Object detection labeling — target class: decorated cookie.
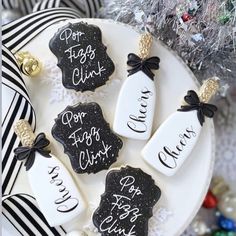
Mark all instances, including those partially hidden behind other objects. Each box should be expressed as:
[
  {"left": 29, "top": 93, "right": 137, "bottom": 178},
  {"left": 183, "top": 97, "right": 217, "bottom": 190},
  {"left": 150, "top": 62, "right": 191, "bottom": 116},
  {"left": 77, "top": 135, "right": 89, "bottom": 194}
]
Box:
[
  {"left": 51, "top": 103, "right": 123, "bottom": 174},
  {"left": 92, "top": 166, "right": 161, "bottom": 236},
  {"left": 142, "top": 79, "right": 219, "bottom": 176},
  {"left": 113, "top": 33, "right": 160, "bottom": 140},
  {"left": 49, "top": 22, "right": 115, "bottom": 92},
  {"left": 13, "top": 120, "right": 86, "bottom": 227}
]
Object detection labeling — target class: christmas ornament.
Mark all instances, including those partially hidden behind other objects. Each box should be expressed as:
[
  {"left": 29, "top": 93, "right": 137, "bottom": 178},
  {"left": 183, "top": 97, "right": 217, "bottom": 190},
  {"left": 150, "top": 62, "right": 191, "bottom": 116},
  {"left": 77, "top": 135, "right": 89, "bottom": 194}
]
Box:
[
  {"left": 212, "top": 230, "right": 236, "bottom": 236},
  {"left": 187, "top": 175, "right": 236, "bottom": 236},
  {"left": 142, "top": 78, "right": 219, "bottom": 176},
  {"left": 15, "top": 51, "right": 41, "bottom": 76},
  {"left": 182, "top": 12, "right": 193, "bottom": 22},
  {"left": 113, "top": 32, "right": 160, "bottom": 140},
  {"left": 192, "top": 218, "right": 210, "bottom": 235},
  {"left": 218, "top": 191, "right": 236, "bottom": 221},
  {"left": 203, "top": 190, "right": 218, "bottom": 209},
  {"left": 210, "top": 176, "right": 230, "bottom": 199},
  {"left": 13, "top": 120, "right": 86, "bottom": 226},
  {"left": 217, "top": 215, "right": 236, "bottom": 231}
]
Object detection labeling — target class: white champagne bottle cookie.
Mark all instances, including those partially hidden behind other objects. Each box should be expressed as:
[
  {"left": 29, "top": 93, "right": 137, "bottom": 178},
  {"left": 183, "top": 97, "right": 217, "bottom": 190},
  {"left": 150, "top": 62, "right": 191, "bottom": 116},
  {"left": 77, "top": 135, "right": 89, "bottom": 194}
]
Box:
[
  {"left": 14, "top": 120, "right": 86, "bottom": 226},
  {"left": 113, "top": 33, "right": 160, "bottom": 140},
  {"left": 142, "top": 78, "right": 219, "bottom": 176}
]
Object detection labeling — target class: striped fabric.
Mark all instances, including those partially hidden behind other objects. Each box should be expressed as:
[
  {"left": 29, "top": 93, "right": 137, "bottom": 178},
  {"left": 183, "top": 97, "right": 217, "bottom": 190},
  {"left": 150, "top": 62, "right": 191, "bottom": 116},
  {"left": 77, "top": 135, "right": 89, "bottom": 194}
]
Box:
[
  {"left": 60, "top": 0, "right": 102, "bottom": 17},
  {"left": 2, "top": 194, "right": 66, "bottom": 235},
  {"left": 2, "top": 7, "right": 82, "bottom": 53},
  {"left": 2, "top": 45, "right": 36, "bottom": 195},
  {"left": 2, "top": 0, "right": 102, "bottom": 17},
  {"left": 33, "top": 0, "right": 61, "bottom": 12},
  {"left": 2, "top": 1, "right": 101, "bottom": 233},
  {"left": 2, "top": 0, "right": 19, "bottom": 10}
]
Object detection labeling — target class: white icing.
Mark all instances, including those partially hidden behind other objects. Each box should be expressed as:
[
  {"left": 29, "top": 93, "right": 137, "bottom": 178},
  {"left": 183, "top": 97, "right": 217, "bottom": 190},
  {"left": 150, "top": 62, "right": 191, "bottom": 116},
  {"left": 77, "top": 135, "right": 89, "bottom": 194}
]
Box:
[
  {"left": 113, "top": 71, "right": 156, "bottom": 140},
  {"left": 59, "top": 107, "right": 115, "bottom": 171},
  {"left": 59, "top": 28, "right": 84, "bottom": 45},
  {"left": 62, "top": 111, "right": 87, "bottom": 127},
  {"left": 69, "top": 127, "right": 100, "bottom": 147},
  {"left": 98, "top": 175, "right": 143, "bottom": 235},
  {"left": 99, "top": 217, "right": 136, "bottom": 235},
  {"left": 65, "top": 44, "right": 96, "bottom": 64},
  {"left": 72, "top": 61, "right": 106, "bottom": 86},
  {"left": 110, "top": 194, "right": 142, "bottom": 221},
  {"left": 58, "top": 26, "right": 106, "bottom": 86},
  {"left": 28, "top": 153, "right": 86, "bottom": 226},
  {"left": 119, "top": 176, "right": 142, "bottom": 198},
  {"left": 142, "top": 110, "right": 202, "bottom": 176},
  {"left": 78, "top": 141, "right": 112, "bottom": 170}
]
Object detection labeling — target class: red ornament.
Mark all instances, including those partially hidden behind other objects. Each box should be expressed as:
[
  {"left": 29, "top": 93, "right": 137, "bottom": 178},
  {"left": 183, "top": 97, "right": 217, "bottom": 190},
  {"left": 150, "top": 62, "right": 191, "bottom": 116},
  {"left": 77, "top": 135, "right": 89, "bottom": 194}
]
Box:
[
  {"left": 203, "top": 190, "right": 218, "bottom": 209},
  {"left": 182, "top": 12, "right": 193, "bottom": 22}
]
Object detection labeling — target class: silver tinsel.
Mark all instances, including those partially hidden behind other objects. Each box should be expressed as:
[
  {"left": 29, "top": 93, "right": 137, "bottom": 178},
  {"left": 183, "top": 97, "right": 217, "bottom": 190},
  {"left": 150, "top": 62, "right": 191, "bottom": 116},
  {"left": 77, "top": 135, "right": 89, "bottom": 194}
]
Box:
[{"left": 100, "top": 0, "right": 236, "bottom": 96}]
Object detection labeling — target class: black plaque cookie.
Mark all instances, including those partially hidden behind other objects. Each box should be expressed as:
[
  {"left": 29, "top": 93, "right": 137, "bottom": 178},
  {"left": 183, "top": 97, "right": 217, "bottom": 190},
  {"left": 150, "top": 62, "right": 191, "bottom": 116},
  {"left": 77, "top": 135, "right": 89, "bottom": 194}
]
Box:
[
  {"left": 49, "top": 22, "right": 115, "bottom": 92},
  {"left": 51, "top": 103, "right": 123, "bottom": 174},
  {"left": 93, "top": 166, "right": 161, "bottom": 236}
]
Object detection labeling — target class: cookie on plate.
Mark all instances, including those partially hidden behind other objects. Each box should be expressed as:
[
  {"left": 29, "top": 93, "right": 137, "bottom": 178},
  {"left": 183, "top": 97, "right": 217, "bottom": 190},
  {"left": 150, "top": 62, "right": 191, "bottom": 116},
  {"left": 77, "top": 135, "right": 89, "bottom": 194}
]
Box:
[
  {"left": 49, "top": 22, "right": 115, "bottom": 92},
  {"left": 51, "top": 102, "right": 123, "bottom": 174},
  {"left": 93, "top": 166, "right": 161, "bottom": 236}
]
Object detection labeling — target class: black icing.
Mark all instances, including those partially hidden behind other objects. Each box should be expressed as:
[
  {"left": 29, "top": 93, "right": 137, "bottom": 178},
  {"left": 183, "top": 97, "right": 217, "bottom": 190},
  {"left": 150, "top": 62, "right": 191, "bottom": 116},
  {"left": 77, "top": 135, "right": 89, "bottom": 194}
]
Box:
[
  {"left": 14, "top": 133, "right": 51, "bottom": 171},
  {"left": 49, "top": 22, "right": 115, "bottom": 92},
  {"left": 177, "top": 90, "right": 217, "bottom": 126},
  {"left": 51, "top": 103, "right": 123, "bottom": 174},
  {"left": 127, "top": 53, "right": 160, "bottom": 80},
  {"left": 93, "top": 166, "right": 161, "bottom": 236}
]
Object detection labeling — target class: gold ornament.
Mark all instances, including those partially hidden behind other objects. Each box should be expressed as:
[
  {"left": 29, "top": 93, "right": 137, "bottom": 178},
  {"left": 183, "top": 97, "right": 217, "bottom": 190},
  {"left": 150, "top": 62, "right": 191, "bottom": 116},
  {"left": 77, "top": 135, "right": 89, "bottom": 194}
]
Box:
[
  {"left": 210, "top": 176, "right": 230, "bottom": 198},
  {"left": 191, "top": 218, "right": 210, "bottom": 235},
  {"left": 15, "top": 51, "right": 41, "bottom": 76},
  {"left": 218, "top": 191, "right": 236, "bottom": 221}
]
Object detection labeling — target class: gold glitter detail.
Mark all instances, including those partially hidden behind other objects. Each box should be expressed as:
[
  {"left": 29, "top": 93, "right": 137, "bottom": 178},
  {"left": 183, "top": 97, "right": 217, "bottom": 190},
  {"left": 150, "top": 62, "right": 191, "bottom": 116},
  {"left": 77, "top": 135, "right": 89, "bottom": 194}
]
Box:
[
  {"left": 14, "top": 120, "right": 35, "bottom": 147},
  {"left": 198, "top": 78, "right": 219, "bottom": 102},
  {"left": 138, "top": 33, "right": 153, "bottom": 59},
  {"left": 15, "top": 51, "right": 28, "bottom": 65},
  {"left": 15, "top": 51, "right": 41, "bottom": 76}
]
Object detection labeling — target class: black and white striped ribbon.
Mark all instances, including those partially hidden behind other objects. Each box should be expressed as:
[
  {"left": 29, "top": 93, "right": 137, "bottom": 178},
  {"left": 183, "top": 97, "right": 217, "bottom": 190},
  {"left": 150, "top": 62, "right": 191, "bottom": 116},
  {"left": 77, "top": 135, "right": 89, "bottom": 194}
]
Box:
[
  {"left": 2, "top": 45, "right": 36, "bottom": 195},
  {"left": 2, "top": 0, "right": 102, "bottom": 18},
  {"left": 2, "top": 194, "right": 66, "bottom": 235},
  {"left": 1, "top": 4, "right": 84, "bottom": 195},
  {"left": 1, "top": 45, "right": 67, "bottom": 235},
  {"left": 32, "top": 0, "right": 61, "bottom": 12},
  {"left": 2, "top": 7, "right": 82, "bottom": 53},
  {"left": 2, "top": 1, "right": 101, "bottom": 234}
]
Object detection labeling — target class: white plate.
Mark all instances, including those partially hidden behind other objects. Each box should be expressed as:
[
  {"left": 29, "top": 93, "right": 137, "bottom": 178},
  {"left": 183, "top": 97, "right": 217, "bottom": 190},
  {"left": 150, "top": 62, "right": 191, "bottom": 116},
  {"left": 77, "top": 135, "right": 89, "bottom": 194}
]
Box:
[{"left": 9, "top": 19, "right": 215, "bottom": 236}]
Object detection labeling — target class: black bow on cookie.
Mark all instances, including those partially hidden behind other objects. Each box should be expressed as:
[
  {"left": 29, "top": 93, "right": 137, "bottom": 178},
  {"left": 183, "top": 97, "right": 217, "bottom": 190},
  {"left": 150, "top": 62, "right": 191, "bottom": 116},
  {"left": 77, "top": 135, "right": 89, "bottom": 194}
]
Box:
[
  {"left": 14, "top": 133, "right": 51, "bottom": 171},
  {"left": 178, "top": 90, "right": 217, "bottom": 126},
  {"left": 127, "top": 53, "right": 160, "bottom": 80}
]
